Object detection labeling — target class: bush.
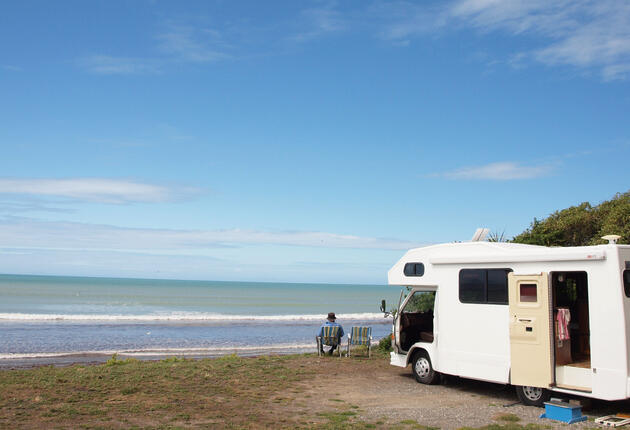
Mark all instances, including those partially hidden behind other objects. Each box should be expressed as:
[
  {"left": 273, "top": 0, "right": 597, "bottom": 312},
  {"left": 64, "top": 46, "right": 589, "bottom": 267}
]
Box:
[
  {"left": 105, "top": 353, "right": 137, "bottom": 366},
  {"left": 376, "top": 335, "right": 393, "bottom": 353},
  {"left": 513, "top": 191, "right": 630, "bottom": 246}
]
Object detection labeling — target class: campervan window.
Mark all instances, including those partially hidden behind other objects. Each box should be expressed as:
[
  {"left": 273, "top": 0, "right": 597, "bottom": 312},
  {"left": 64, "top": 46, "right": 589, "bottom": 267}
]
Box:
[
  {"left": 624, "top": 270, "right": 630, "bottom": 298},
  {"left": 404, "top": 263, "right": 425, "bottom": 277},
  {"left": 519, "top": 284, "right": 537, "bottom": 302},
  {"left": 459, "top": 268, "right": 512, "bottom": 305},
  {"left": 403, "top": 291, "right": 435, "bottom": 312}
]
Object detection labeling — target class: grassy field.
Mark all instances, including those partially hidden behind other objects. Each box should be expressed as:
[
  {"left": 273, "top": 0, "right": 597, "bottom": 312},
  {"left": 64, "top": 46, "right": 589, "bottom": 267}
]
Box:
[{"left": 0, "top": 352, "right": 580, "bottom": 429}]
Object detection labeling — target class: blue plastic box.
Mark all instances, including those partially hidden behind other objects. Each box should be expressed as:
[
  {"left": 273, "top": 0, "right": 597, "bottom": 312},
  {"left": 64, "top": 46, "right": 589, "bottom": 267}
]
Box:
[{"left": 539, "top": 401, "right": 587, "bottom": 424}]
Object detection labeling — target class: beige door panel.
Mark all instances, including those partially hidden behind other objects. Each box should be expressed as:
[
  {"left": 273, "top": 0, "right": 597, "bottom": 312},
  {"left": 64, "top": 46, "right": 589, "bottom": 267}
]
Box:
[{"left": 508, "top": 273, "right": 553, "bottom": 388}]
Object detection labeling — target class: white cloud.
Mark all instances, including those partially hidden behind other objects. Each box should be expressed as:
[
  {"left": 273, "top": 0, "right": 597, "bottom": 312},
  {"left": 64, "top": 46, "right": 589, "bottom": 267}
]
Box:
[
  {"left": 451, "top": 0, "right": 630, "bottom": 80},
  {"left": 0, "top": 197, "right": 74, "bottom": 214},
  {"left": 375, "top": 0, "right": 630, "bottom": 80},
  {"left": 602, "top": 63, "right": 630, "bottom": 82},
  {"left": 0, "top": 247, "right": 389, "bottom": 283},
  {"left": 371, "top": 1, "right": 447, "bottom": 41},
  {"left": 1, "top": 65, "right": 22, "bottom": 72},
  {"left": 0, "top": 178, "right": 194, "bottom": 204},
  {"left": 157, "top": 26, "right": 229, "bottom": 62},
  {"left": 78, "top": 55, "right": 161, "bottom": 75},
  {"left": 80, "top": 25, "right": 230, "bottom": 74},
  {"left": 291, "top": 5, "right": 346, "bottom": 42},
  {"left": 0, "top": 218, "right": 421, "bottom": 252},
  {"left": 440, "top": 161, "right": 550, "bottom": 180},
  {"left": 81, "top": 7, "right": 347, "bottom": 75},
  {"left": 449, "top": 0, "right": 577, "bottom": 35},
  {"left": 76, "top": 2, "right": 630, "bottom": 79}
]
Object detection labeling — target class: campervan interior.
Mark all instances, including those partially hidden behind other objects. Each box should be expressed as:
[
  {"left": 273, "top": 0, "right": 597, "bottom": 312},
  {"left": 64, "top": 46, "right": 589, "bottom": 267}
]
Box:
[{"left": 552, "top": 271, "right": 591, "bottom": 391}]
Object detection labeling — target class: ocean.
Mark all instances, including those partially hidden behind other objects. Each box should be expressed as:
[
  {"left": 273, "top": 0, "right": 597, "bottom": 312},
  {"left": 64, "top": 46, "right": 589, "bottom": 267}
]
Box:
[{"left": 0, "top": 274, "right": 399, "bottom": 366}]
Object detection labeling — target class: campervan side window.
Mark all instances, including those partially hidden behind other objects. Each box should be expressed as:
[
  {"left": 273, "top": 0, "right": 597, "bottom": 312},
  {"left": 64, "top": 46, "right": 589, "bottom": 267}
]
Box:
[
  {"left": 404, "top": 263, "right": 425, "bottom": 277},
  {"left": 624, "top": 270, "right": 630, "bottom": 298},
  {"left": 459, "top": 268, "right": 512, "bottom": 304}
]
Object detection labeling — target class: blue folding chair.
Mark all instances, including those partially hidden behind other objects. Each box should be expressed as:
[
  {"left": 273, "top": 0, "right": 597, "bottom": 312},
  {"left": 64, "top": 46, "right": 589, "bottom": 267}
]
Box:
[
  {"left": 317, "top": 325, "right": 342, "bottom": 357},
  {"left": 347, "top": 326, "right": 372, "bottom": 357}
]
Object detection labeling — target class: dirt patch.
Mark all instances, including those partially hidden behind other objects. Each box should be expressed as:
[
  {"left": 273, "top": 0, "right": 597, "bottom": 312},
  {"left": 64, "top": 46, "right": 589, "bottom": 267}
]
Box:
[{"left": 289, "top": 354, "right": 630, "bottom": 429}]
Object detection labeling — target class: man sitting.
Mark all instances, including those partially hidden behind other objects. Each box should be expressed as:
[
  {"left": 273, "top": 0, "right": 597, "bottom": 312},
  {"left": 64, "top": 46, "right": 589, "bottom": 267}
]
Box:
[{"left": 318, "top": 312, "right": 345, "bottom": 355}]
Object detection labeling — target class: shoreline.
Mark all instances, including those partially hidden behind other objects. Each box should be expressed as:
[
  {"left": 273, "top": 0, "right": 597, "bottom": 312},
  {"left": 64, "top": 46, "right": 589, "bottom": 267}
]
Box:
[{"left": 0, "top": 344, "right": 317, "bottom": 369}]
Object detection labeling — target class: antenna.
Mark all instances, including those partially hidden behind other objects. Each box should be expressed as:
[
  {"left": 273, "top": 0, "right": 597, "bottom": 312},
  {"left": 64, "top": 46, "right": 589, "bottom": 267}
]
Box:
[
  {"left": 471, "top": 228, "right": 490, "bottom": 242},
  {"left": 602, "top": 235, "right": 621, "bottom": 244}
]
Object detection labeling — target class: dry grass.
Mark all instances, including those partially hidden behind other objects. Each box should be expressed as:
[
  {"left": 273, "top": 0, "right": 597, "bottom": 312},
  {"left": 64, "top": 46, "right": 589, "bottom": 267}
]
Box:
[
  {"left": 1, "top": 352, "right": 413, "bottom": 429},
  {"left": 1, "top": 353, "right": 312, "bottom": 429},
  {"left": 0, "top": 352, "right": 595, "bottom": 429}
]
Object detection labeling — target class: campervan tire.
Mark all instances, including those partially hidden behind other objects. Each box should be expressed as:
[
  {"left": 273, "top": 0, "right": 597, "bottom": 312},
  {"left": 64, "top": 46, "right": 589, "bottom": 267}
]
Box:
[
  {"left": 412, "top": 351, "right": 440, "bottom": 385},
  {"left": 515, "top": 385, "right": 550, "bottom": 407}
]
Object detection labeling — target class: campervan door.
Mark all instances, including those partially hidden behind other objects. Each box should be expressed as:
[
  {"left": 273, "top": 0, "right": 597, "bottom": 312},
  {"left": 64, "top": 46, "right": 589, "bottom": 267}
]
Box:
[{"left": 508, "top": 273, "right": 553, "bottom": 388}]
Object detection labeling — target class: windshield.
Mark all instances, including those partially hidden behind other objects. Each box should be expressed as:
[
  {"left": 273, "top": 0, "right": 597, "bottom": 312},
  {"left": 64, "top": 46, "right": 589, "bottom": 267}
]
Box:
[{"left": 403, "top": 291, "right": 435, "bottom": 313}]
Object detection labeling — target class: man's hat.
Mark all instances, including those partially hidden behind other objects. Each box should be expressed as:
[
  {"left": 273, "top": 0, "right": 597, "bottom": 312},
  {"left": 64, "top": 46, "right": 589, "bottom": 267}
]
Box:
[{"left": 327, "top": 312, "right": 336, "bottom": 320}]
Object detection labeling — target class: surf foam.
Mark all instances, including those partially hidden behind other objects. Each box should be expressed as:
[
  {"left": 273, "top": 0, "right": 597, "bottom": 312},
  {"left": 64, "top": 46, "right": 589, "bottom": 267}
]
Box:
[{"left": 0, "top": 312, "right": 388, "bottom": 322}]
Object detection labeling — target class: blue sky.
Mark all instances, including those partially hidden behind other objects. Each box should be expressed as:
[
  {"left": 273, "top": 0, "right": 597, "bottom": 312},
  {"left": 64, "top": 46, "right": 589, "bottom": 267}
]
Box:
[{"left": 1, "top": 0, "right": 629, "bottom": 283}]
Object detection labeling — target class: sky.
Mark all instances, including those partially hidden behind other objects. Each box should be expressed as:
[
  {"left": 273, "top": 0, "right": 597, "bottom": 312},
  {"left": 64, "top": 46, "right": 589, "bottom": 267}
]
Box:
[{"left": 1, "top": 0, "right": 629, "bottom": 284}]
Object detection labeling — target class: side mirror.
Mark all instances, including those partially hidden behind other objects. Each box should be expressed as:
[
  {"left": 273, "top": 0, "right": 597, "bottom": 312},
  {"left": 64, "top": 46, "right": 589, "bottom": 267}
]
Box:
[{"left": 380, "top": 299, "right": 386, "bottom": 313}]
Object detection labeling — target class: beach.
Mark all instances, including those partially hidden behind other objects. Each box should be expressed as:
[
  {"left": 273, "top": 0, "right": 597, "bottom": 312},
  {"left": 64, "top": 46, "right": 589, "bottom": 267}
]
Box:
[{"left": 0, "top": 274, "right": 397, "bottom": 367}]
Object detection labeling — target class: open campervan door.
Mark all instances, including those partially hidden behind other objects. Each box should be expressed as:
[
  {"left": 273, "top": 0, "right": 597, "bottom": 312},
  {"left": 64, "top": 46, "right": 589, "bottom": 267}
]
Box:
[{"left": 508, "top": 273, "right": 553, "bottom": 388}]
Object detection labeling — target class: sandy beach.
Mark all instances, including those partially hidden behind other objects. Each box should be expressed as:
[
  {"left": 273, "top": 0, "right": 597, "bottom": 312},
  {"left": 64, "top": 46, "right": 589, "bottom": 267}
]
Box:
[{"left": 2, "top": 351, "right": 629, "bottom": 429}]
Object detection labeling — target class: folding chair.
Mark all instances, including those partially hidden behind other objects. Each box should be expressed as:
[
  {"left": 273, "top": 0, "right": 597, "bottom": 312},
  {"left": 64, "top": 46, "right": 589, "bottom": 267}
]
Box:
[
  {"left": 347, "top": 326, "right": 372, "bottom": 357},
  {"left": 316, "top": 325, "right": 342, "bottom": 357}
]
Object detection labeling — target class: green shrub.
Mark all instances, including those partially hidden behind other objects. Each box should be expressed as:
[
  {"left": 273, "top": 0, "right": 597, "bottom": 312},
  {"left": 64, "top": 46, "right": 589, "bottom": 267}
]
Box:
[
  {"left": 376, "top": 335, "right": 393, "bottom": 353},
  {"left": 105, "top": 353, "right": 137, "bottom": 366},
  {"left": 512, "top": 191, "right": 630, "bottom": 246}
]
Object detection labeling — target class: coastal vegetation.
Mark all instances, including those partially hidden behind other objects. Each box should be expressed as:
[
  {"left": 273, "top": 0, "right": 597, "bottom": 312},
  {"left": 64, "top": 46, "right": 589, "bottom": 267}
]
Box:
[{"left": 512, "top": 191, "right": 630, "bottom": 246}]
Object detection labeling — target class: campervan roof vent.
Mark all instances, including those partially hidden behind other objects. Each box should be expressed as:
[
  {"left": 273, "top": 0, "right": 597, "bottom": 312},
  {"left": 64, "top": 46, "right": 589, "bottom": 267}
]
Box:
[
  {"left": 471, "top": 228, "right": 490, "bottom": 242},
  {"left": 602, "top": 235, "right": 621, "bottom": 244}
]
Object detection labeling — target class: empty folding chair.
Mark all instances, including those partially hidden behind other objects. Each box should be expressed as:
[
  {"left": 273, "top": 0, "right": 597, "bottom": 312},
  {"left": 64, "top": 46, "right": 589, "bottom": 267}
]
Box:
[{"left": 347, "top": 326, "right": 372, "bottom": 357}]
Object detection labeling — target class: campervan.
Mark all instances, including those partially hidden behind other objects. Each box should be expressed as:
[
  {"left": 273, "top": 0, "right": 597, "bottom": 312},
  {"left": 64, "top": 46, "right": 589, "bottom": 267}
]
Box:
[{"left": 384, "top": 236, "right": 630, "bottom": 405}]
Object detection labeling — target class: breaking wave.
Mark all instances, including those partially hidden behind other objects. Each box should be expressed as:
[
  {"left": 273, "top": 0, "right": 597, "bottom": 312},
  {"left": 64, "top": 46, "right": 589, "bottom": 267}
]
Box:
[{"left": 0, "top": 312, "right": 388, "bottom": 323}]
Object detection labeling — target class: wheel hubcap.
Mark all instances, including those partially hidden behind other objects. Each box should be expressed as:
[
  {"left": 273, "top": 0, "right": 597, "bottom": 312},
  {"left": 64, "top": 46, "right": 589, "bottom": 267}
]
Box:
[
  {"left": 523, "top": 386, "right": 543, "bottom": 401},
  {"left": 415, "top": 358, "right": 430, "bottom": 378}
]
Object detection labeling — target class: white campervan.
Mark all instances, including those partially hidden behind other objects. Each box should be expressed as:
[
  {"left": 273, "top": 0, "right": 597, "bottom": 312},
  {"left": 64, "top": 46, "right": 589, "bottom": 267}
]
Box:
[{"left": 386, "top": 236, "right": 630, "bottom": 405}]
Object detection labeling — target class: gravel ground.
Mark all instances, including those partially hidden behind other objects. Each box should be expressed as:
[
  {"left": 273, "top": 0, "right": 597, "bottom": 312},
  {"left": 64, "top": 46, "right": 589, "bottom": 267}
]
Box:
[{"left": 299, "top": 355, "right": 630, "bottom": 429}]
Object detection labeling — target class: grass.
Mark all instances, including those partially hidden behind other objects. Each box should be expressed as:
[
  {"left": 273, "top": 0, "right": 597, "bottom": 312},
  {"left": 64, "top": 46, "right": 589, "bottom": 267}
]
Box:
[
  {"left": 0, "top": 352, "right": 560, "bottom": 430},
  {"left": 0, "top": 354, "right": 314, "bottom": 429},
  {"left": 494, "top": 413, "right": 521, "bottom": 422}
]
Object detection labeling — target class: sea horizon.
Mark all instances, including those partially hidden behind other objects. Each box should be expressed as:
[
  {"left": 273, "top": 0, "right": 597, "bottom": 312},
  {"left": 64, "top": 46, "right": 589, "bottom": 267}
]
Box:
[{"left": 0, "top": 272, "right": 388, "bottom": 287}]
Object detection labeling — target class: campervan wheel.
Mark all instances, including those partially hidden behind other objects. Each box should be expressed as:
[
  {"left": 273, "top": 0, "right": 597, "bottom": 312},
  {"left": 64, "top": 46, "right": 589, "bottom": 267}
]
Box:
[
  {"left": 515, "top": 385, "right": 550, "bottom": 407},
  {"left": 412, "top": 351, "right": 440, "bottom": 385}
]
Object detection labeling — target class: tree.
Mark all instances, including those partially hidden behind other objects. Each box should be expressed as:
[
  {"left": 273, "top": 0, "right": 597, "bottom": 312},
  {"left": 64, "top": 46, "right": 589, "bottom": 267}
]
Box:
[
  {"left": 594, "top": 192, "right": 630, "bottom": 244},
  {"left": 512, "top": 191, "right": 630, "bottom": 246}
]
